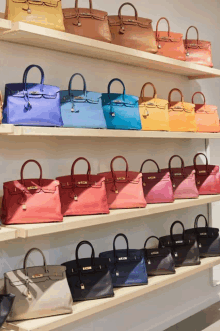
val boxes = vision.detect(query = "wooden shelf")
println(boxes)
[0,124,14,135]
[0,227,17,242]
[5,256,220,331]
[0,18,11,32]
[0,20,219,79]
[5,195,220,239]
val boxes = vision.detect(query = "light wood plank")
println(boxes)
[0,124,14,134]
[0,227,17,242]
[0,18,11,32]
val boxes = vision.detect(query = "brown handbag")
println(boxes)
[108,2,157,53]
[63,0,111,42]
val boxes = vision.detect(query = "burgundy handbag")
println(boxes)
[57,157,109,216]
[2,160,62,225]
[140,159,174,203]
[99,156,146,209]
[162,155,199,199]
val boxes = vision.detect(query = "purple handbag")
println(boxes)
[3,65,63,127]
[140,159,174,203]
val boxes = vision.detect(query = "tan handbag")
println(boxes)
[5,0,65,31]
[108,2,157,53]
[63,0,112,43]
[5,248,73,321]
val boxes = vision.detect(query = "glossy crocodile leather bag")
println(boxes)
[0,294,15,328]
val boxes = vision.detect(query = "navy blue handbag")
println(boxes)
[3,65,63,127]
[101,79,142,130]
[60,73,107,129]
[99,233,148,287]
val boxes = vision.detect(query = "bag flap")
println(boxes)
[195,104,218,114]
[99,171,142,184]
[139,97,168,109]
[100,249,143,263]
[185,164,219,175]
[159,234,196,247]
[156,31,183,42]
[4,179,59,194]
[142,171,170,182]
[57,174,105,189]
[143,247,171,258]
[169,101,195,113]
[102,93,138,108]
[60,90,101,105]
[162,167,195,179]
[108,15,152,27]
[63,257,109,275]
[186,227,219,238]
[63,8,108,20]
[184,39,211,49]
[6,83,60,98]
[12,0,61,6]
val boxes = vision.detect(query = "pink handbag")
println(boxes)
[57,157,109,216]
[99,156,146,209]
[140,159,174,203]
[162,155,199,199]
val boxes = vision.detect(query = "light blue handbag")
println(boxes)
[101,78,142,130]
[60,73,107,129]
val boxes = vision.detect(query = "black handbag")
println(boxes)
[62,241,114,302]
[142,236,175,276]
[0,294,15,327]
[185,214,220,257]
[159,221,200,267]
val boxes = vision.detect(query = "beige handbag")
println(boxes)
[5,248,73,321]
[5,0,65,31]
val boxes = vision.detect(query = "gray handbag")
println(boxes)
[5,248,73,321]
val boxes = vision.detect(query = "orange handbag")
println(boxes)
[184,26,213,67]
[168,89,197,132]
[192,92,219,133]
[155,17,186,61]
[139,82,169,131]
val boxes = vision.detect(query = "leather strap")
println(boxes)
[192,92,206,105]
[185,26,199,45]
[75,241,95,267]
[140,159,160,173]
[193,153,209,173]
[168,155,185,174]
[113,233,129,259]
[170,221,185,241]
[168,88,184,104]
[23,248,48,275]
[23,65,44,92]
[140,82,157,98]
[68,73,87,96]
[110,156,129,179]
[71,157,91,181]
[118,2,138,20]
[144,236,162,249]
[194,214,209,228]
[108,78,126,97]
[20,159,42,186]
[75,0,93,9]
[156,17,170,39]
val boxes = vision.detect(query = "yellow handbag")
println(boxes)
[5,0,65,31]
[139,82,170,131]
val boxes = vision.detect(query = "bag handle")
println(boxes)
[168,88,184,104]
[144,236,163,249]
[140,159,160,173]
[192,92,206,106]
[185,26,199,44]
[23,65,45,92]
[75,0,93,10]
[71,157,91,181]
[110,156,129,179]
[168,155,185,175]
[194,214,209,228]
[118,2,138,20]
[156,17,171,39]
[170,221,185,242]
[75,241,95,267]
[193,153,209,173]
[23,248,48,275]
[113,233,129,259]
[20,159,42,186]
[68,73,87,97]
[108,78,126,97]
[140,82,157,99]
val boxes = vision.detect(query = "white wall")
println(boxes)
[0,0,220,330]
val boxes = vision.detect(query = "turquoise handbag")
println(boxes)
[60,73,107,129]
[101,79,142,130]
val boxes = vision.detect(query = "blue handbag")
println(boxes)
[101,78,142,130]
[99,233,148,287]
[3,65,63,127]
[60,73,107,129]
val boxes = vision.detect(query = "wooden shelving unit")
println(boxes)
[0,17,11,32]
[0,227,17,242]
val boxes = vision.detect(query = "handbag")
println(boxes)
[108,2,157,53]
[159,221,200,267]
[184,26,213,67]
[2,159,63,224]
[192,92,219,133]
[168,88,197,132]
[155,17,186,61]
[62,241,114,301]
[162,155,199,199]
[101,78,142,130]
[56,157,109,216]
[99,233,148,287]
[142,236,175,275]
[5,248,73,321]
[5,0,65,31]
[63,0,111,43]
[139,82,170,131]
[0,294,15,328]
[3,65,63,127]
[140,159,174,204]
[185,215,220,257]
[60,73,107,129]
[99,156,146,209]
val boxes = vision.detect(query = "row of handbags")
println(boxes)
[2,65,219,133]
[5,1,213,67]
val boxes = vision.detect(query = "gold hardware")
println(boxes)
[199,170,206,173]
[115,189,119,194]
[148,260,151,264]
[151,252,159,255]
[78,22,82,27]
[74,96,84,99]
[83,266,92,270]
[146,102,155,106]
[117,177,125,180]
[143,182,146,186]
[71,107,75,112]
[27,186,38,190]
[32,274,44,279]
[22,204,26,210]
[118,257,127,261]
[30,91,38,95]
[78,181,88,185]
[197,181,200,185]
[174,173,182,176]
[81,283,85,290]
[116,271,119,276]
[114,100,122,103]
[173,184,176,188]
[74,195,78,201]
[148,176,156,179]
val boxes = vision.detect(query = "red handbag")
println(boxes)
[2,160,62,225]
[99,156,146,209]
[57,157,109,216]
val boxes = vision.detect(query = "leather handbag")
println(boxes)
[192,92,219,133]
[99,233,148,287]
[0,91,3,124]
[162,155,199,199]
[168,88,197,132]
[3,65,63,127]
[60,73,107,129]
[5,0,65,31]
[62,241,114,301]
[56,157,109,216]
[139,82,170,131]
[99,156,146,209]
[0,294,15,328]
[63,0,112,43]
[142,236,175,276]
[102,78,142,130]
[184,26,213,67]
[108,2,157,53]
[155,17,186,61]
[2,159,63,224]
[5,248,73,321]
[140,159,174,204]
[159,221,200,267]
